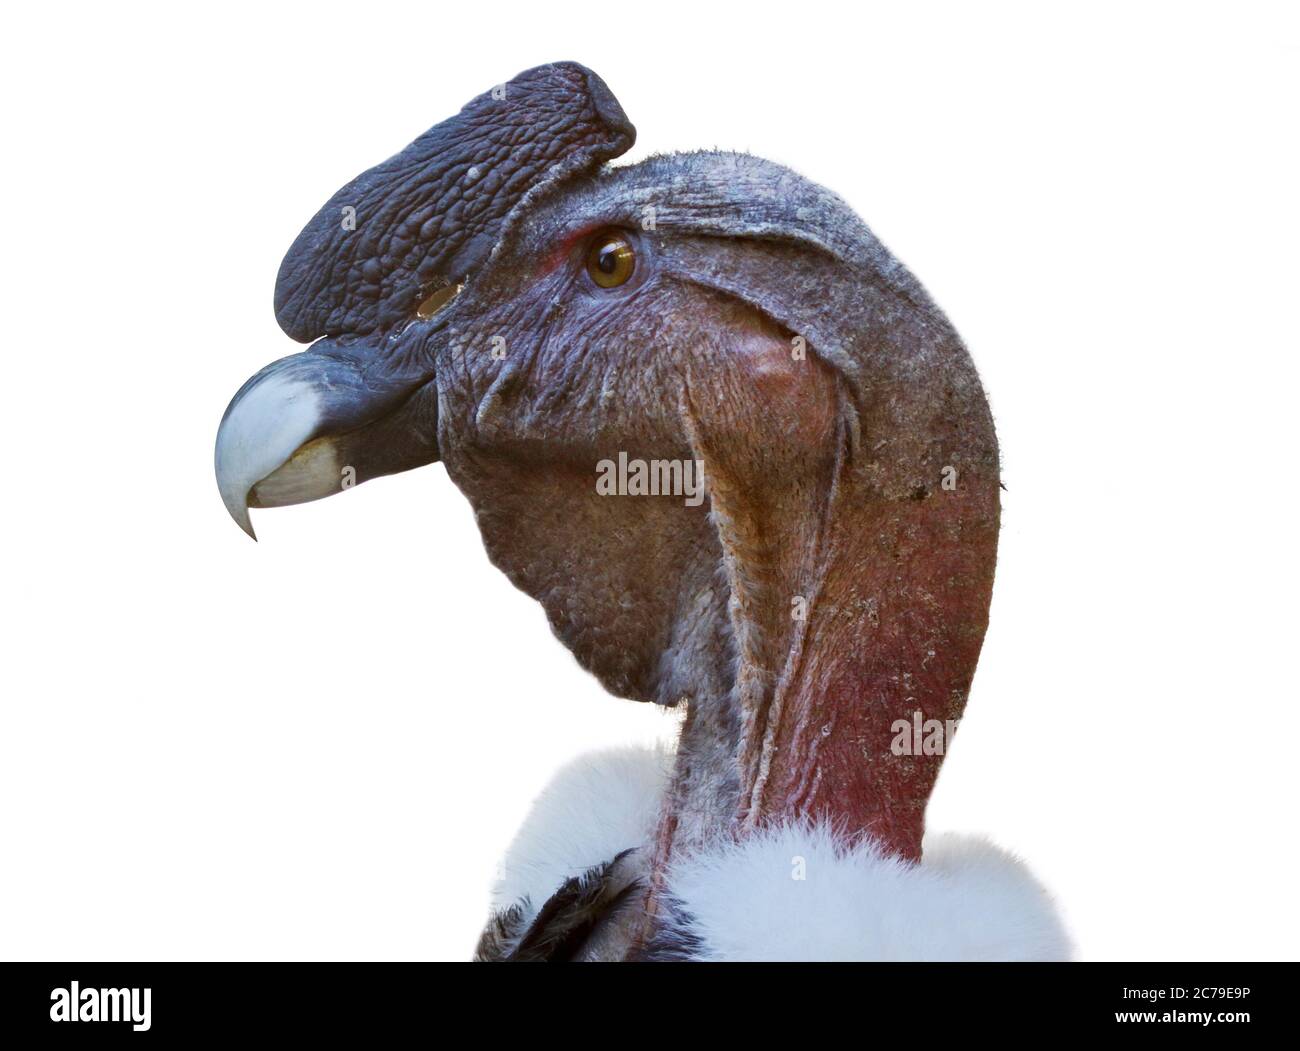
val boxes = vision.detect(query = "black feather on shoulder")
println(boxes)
[473,899,533,962]
[474,849,641,962]
[627,895,705,962]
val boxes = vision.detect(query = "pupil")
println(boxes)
[598,243,620,273]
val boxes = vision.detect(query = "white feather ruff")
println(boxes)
[488,746,1071,961]
[664,823,1071,961]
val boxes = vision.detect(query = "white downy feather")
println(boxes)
[489,745,1070,960]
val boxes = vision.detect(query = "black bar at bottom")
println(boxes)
[0,962,1287,1039]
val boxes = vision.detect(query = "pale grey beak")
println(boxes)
[215,344,439,540]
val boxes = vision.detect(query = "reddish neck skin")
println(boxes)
[714,332,999,857]
[631,320,1000,950]
[733,479,998,860]
[636,456,997,944]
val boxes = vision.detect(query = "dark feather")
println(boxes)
[473,899,532,962]
[475,849,641,962]
[627,896,705,962]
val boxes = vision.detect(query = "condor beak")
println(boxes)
[214,341,439,540]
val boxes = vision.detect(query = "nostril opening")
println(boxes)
[416,283,463,319]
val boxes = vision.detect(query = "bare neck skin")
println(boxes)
[638,329,1000,943]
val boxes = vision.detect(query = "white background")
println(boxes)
[1,1,1296,961]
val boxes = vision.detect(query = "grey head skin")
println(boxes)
[216,62,1000,957]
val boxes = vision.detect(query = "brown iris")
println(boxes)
[586,231,635,288]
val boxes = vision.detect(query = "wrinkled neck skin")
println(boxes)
[635,330,1000,952]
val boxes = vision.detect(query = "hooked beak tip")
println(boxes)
[229,500,259,541]
[217,472,259,540]
[215,364,327,543]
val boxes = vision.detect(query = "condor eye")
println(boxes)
[586,231,636,288]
